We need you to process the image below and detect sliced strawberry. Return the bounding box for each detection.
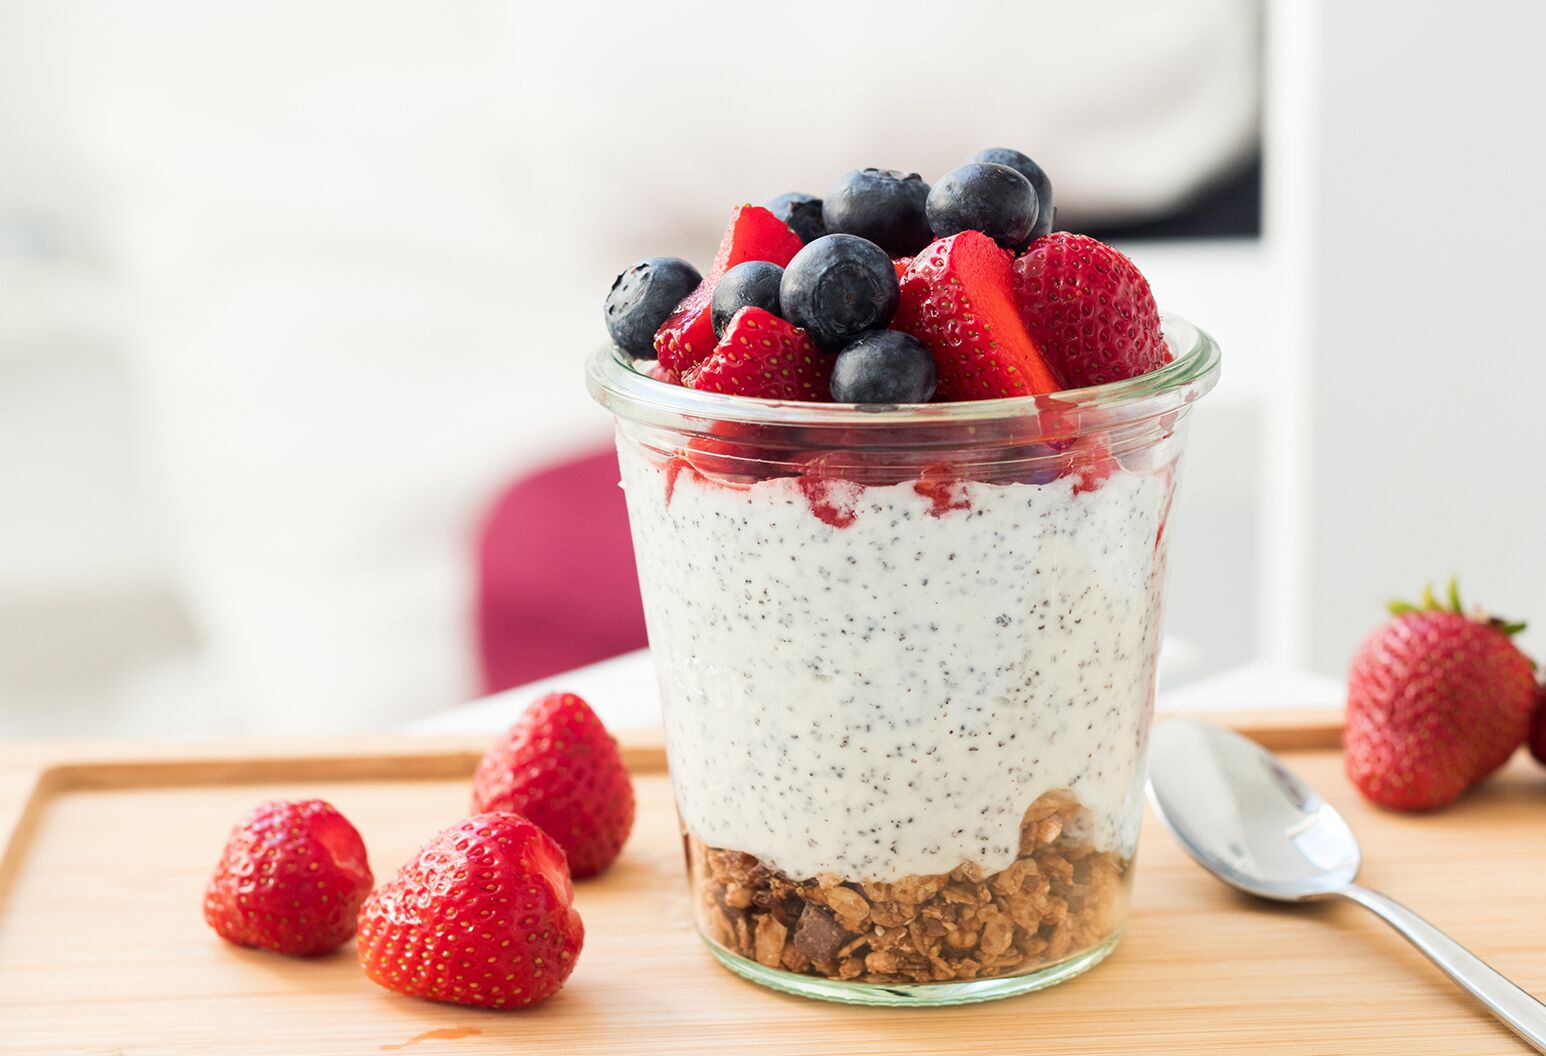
[1011,232,1169,388]
[913,463,971,516]
[797,475,862,528]
[893,232,1061,401]
[685,307,832,401]
[654,206,804,374]
[640,359,681,386]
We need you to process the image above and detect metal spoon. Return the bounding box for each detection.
[1146,718,1546,1053]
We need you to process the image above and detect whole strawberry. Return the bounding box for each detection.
[204,799,373,957]
[471,692,635,878]
[1345,581,1536,811]
[358,813,583,1009]
[1011,232,1169,388]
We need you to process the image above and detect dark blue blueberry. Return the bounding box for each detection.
[710,260,785,339]
[603,257,701,357]
[968,148,1054,239]
[764,192,827,244]
[926,162,1037,250]
[829,330,937,404]
[822,169,933,257]
[779,234,899,352]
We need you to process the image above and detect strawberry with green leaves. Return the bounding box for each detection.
[1344,580,1536,811]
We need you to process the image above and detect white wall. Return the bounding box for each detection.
[1265,0,1546,674]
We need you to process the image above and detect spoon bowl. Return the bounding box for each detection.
[1147,719,1361,900]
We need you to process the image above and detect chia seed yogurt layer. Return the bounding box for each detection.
[619,444,1172,883]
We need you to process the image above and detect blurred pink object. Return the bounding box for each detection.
[477,447,647,692]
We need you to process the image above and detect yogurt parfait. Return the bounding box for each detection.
[589,151,1220,1005]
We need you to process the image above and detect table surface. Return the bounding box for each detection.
[5,716,1545,1055]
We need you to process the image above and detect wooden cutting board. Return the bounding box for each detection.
[2,712,1544,1055]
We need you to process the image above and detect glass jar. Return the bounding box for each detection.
[587,316,1220,1005]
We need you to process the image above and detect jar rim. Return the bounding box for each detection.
[587,312,1220,431]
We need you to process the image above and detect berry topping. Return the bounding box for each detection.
[685,307,832,401]
[654,205,804,374]
[203,799,373,957]
[1344,581,1537,811]
[764,192,827,244]
[710,260,785,339]
[779,234,900,352]
[357,813,584,1009]
[1011,232,1168,388]
[893,231,1060,400]
[822,169,933,257]
[926,162,1039,250]
[603,257,702,358]
[471,691,637,878]
[913,463,971,517]
[830,330,937,404]
[969,148,1054,240]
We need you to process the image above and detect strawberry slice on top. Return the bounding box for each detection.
[654,205,805,375]
[892,231,1061,401]
[684,307,832,401]
[1011,232,1169,388]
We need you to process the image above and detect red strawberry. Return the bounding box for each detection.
[1011,232,1169,388]
[357,813,583,1009]
[640,359,681,386]
[913,463,971,517]
[683,307,832,401]
[892,256,912,280]
[1529,684,1546,767]
[893,231,1061,401]
[204,799,372,957]
[471,691,635,878]
[655,206,804,374]
[1344,581,1536,811]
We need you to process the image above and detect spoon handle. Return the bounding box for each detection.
[1340,884,1546,1052]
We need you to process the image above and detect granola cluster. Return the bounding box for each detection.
[686,789,1128,985]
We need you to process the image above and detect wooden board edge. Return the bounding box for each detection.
[0,764,58,913]
[0,711,1341,806]
[0,728,669,785]
[1182,708,1344,751]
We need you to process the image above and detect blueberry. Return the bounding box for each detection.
[710,261,785,339]
[926,163,1038,250]
[764,192,827,244]
[829,330,937,404]
[822,169,933,257]
[603,257,702,357]
[779,234,899,352]
[968,148,1054,239]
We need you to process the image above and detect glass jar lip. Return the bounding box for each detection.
[587,311,1220,429]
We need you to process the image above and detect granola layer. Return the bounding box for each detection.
[686,790,1128,985]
